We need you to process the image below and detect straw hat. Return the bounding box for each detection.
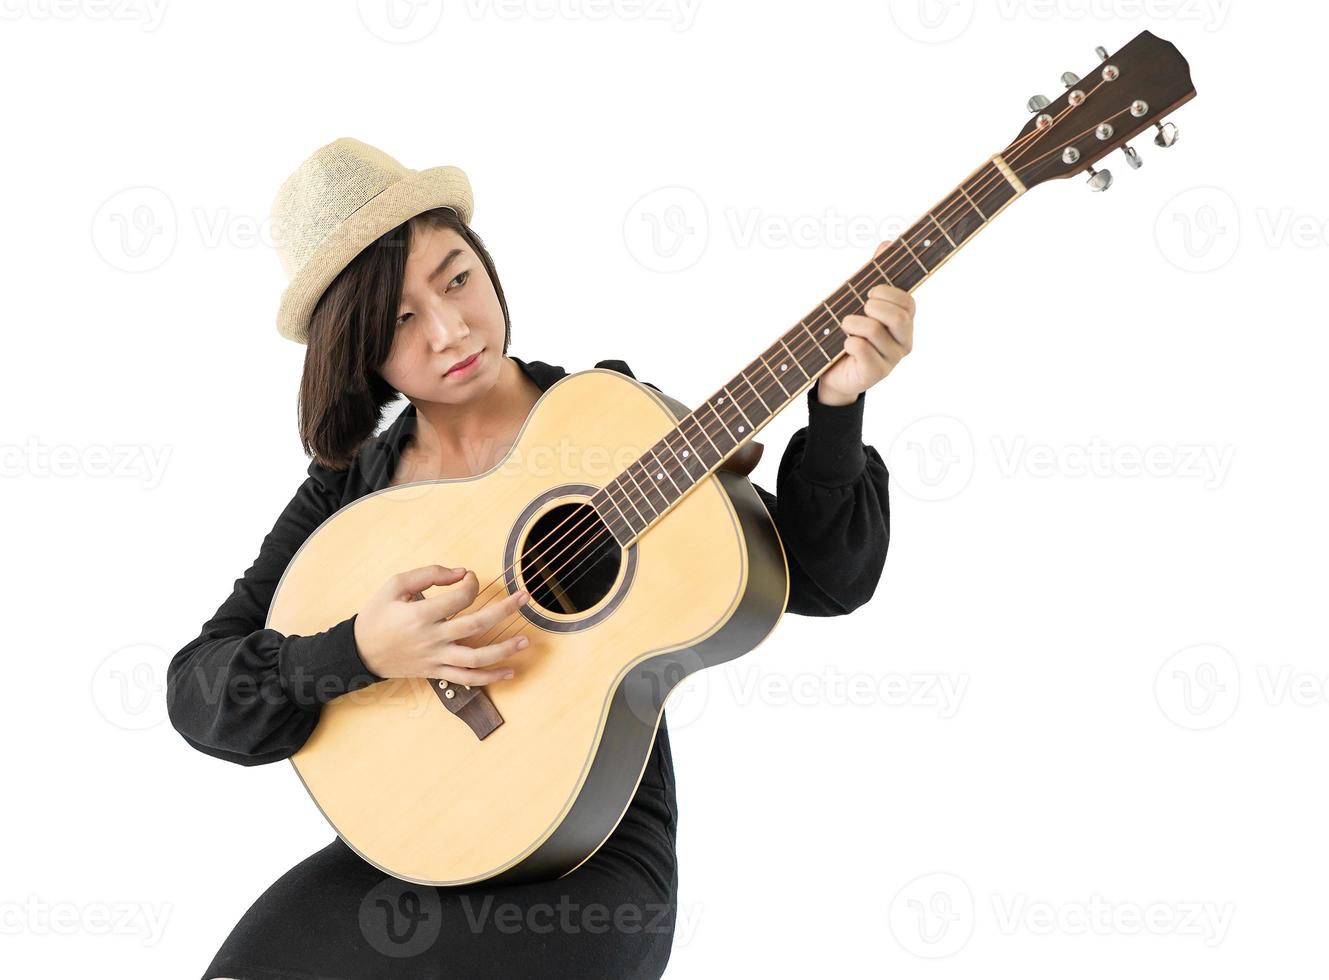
[270,137,474,343]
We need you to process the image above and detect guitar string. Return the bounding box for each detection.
[464,91,1125,654]
[454,93,1112,657]
[428,80,1120,662]
[457,82,1132,620]
[444,125,1069,632]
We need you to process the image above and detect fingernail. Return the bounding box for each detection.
[516,637,529,649]
[504,670,516,679]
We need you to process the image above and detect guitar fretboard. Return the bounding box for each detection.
[592,156,1026,547]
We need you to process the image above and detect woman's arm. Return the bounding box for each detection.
[166,466,385,766]
[595,359,890,618]
[750,385,890,616]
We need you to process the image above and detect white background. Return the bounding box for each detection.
[2,1,1322,977]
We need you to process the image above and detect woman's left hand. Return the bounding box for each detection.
[816,239,915,406]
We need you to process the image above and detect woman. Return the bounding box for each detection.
[167,137,911,979]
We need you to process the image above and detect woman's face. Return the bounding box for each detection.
[378,222,505,404]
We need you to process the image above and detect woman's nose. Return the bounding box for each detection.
[420,308,469,351]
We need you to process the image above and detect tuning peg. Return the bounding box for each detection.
[1095,45,1109,61]
[1061,71,1080,88]
[1085,166,1113,191]
[1121,144,1142,169]
[1026,94,1051,112]
[1153,122,1180,147]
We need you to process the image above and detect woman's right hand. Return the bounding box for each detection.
[352,564,531,684]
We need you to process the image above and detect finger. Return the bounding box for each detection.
[438,633,530,673]
[433,662,518,687]
[844,333,900,372]
[873,238,894,259]
[842,314,902,361]
[413,569,482,621]
[865,283,915,315]
[862,300,914,351]
[391,564,467,601]
[438,587,531,641]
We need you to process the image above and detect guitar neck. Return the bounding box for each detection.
[593,153,1028,547]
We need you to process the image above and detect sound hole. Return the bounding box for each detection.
[519,502,622,615]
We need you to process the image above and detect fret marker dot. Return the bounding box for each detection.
[737,425,745,433]
[656,472,663,480]
[682,450,690,458]
[780,363,787,371]
[923,238,932,247]
[822,327,829,335]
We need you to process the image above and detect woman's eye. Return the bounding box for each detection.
[448,269,470,290]
[395,312,412,328]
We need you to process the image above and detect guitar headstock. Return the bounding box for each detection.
[1002,30,1196,193]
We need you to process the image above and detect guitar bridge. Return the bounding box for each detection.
[431,679,504,740]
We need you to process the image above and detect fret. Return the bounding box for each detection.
[631,459,671,513]
[906,223,954,272]
[683,413,724,464]
[957,183,987,219]
[898,236,929,276]
[800,318,830,359]
[646,446,683,497]
[933,188,985,246]
[703,397,740,453]
[741,371,772,414]
[597,151,1024,547]
[609,478,648,528]
[666,429,710,483]
[620,467,661,519]
[723,383,757,432]
[594,489,633,545]
[776,337,812,383]
[929,212,957,248]
[754,354,791,400]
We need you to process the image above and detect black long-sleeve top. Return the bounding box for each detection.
[167,355,890,852]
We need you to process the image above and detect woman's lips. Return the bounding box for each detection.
[445,349,483,379]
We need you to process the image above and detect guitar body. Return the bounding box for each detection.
[269,368,790,886]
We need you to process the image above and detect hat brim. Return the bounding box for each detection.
[275,165,474,344]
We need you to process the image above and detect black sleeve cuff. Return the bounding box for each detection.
[800,384,868,486]
[278,614,385,708]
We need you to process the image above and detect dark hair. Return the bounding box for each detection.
[298,207,512,470]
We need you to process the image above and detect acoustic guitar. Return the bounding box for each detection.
[269,30,1197,886]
